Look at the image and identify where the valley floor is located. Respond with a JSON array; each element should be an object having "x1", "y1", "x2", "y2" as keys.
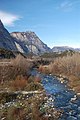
[{"x1": 0, "y1": 53, "x2": 80, "y2": 120}]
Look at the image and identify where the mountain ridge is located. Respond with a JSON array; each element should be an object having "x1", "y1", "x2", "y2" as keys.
[
  {"x1": 0, "y1": 20, "x2": 17, "y2": 51},
  {"x1": 0, "y1": 20, "x2": 51, "y2": 55},
  {"x1": 52, "y1": 46, "x2": 80, "y2": 52},
  {"x1": 11, "y1": 31, "x2": 51, "y2": 55},
  {"x1": 0, "y1": 19, "x2": 80, "y2": 55}
]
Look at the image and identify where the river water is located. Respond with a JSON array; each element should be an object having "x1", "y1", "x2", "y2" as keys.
[{"x1": 31, "y1": 69, "x2": 80, "y2": 120}]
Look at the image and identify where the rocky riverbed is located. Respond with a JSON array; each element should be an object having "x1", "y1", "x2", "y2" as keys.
[
  {"x1": 1, "y1": 69, "x2": 80, "y2": 120},
  {"x1": 31, "y1": 69, "x2": 80, "y2": 120}
]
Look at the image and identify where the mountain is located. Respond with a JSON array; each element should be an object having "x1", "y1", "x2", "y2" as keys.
[
  {"x1": 0, "y1": 20, "x2": 17, "y2": 51},
  {"x1": 11, "y1": 31, "x2": 51, "y2": 55},
  {"x1": 52, "y1": 46, "x2": 75, "y2": 52},
  {"x1": 75, "y1": 48, "x2": 80, "y2": 52},
  {"x1": 0, "y1": 20, "x2": 51, "y2": 55},
  {"x1": 0, "y1": 20, "x2": 79, "y2": 55}
]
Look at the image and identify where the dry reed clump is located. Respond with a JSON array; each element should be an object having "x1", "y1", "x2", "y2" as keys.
[
  {"x1": 48, "y1": 53, "x2": 80, "y2": 93},
  {"x1": 11, "y1": 74, "x2": 43, "y2": 91},
  {"x1": 38, "y1": 65, "x2": 44, "y2": 72},
  {"x1": 38, "y1": 53, "x2": 80, "y2": 93},
  {"x1": 49, "y1": 53, "x2": 80, "y2": 77},
  {"x1": 11, "y1": 54, "x2": 33, "y2": 75},
  {"x1": 1, "y1": 106, "x2": 28, "y2": 120},
  {"x1": 0, "y1": 54, "x2": 33, "y2": 83},
  {"x1": 38, "y1": 65, "x2": 50, "y2": 74},
  {"x1": 11, "y1": 75, "x2": 27, "y2": 90}
]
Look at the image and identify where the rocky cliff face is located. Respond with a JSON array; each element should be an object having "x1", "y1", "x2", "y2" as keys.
[
  {"x1": 0, "y1": 20, "x2": 51, "y2": 55},
  {"x1": 0, "y1": 20, "x2": 17, "y2": 51},
  {"x1": 11, "y1": 31, "x2": 51, "y2": 54}
]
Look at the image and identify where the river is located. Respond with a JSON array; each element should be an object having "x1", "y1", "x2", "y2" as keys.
[{"x1": 31, "y1": 69, "x2": 80, "y2": 120}]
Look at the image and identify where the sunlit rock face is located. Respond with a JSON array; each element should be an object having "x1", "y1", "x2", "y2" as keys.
[
  {"x1": 0, "y1": 20, "x2": 17, "y2": 51},
  {"x1": 0, "y1": 20, "x2": 51, "y2": 55},
  {"x1": 11, "y1": 31, "x2": 51, "y2": 55}
]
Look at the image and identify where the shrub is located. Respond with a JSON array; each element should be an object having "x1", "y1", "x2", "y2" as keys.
[
  {"x1": 25, "y1": 82, "x2": 43, "y2": 91},
  {"x1": 0, "y1": 54, "x2": 33, "y2": 83},
  {"x1": 3, "y1": 107, "x2": 27, "y2": 120},
  {"x1": 11, "y1": 54, "x2": 33, "y2": 76},
  {"x1": 12, "y1": 75, "x2": 27, "y2": 90},
  {"x1": 39, "y1": 65, "x2": 44, "y2": 72},
  {"x1": 39, "y1": 65, "x2": 50, "y2": 74},
  {"x1": 44, "y1": 53, "x2": 80, "y2": 93},
  {"x1": 49, "y1": 53, "x2": 80, "y2": 77}
]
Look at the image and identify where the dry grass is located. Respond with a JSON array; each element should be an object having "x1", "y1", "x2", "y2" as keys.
[
  {"x1": 48, "y1": 53, "x2": 80, "y2": 76},
  {"x1": 38, "y1": 65, "x2": 50, "y2": 74},
  {"x1": 39, "y1": 53, "x2": 80, "y2": 93},
  {"x1": 0, "y1": 54, "x2": 33, "y2": 83},
  {"x1": 50, "y1": 53, "x2": 80, "y2": 93},
  {"x1": 11, "y1": 75, "x2": 27, "y2": 90},
  {"x1": 0, "y1": 93, "x2": 54, "y2": 120}
]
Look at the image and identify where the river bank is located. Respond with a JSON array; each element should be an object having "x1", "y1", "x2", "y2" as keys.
[
  {"x1": 38, "y1": 53, "x2": 80, "y2": 96},
  {"x1": 0, "y1": 66, "x2": 62, "y2": 120},
  {"x1": 0, "y1": 54, "x2": 80, "y2": 120},
  {"x1": 1, "y1": 67, "x2": 80, "y2": 120},
  {"x1": 33, "y1": 68, "x2": 80, "y2": 120}
]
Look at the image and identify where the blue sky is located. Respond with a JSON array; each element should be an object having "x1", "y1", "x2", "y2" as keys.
[{"x1": 0, "y1": 0, "x2": 80, "y2": 48}]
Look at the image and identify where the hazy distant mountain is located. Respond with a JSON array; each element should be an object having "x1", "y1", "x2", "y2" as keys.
[
  {"x1": 52, "y1": 46, "x2": 75, "y2": 52},
  {"x1": 75, "y1": 48, "x2": 80, "y2": 52},
  {"x1": 11, "y1": 32, "x2": 51, "y2": 55},
  {"x1": 0, "y1": 20, "x2": 17, "y2": 51}
]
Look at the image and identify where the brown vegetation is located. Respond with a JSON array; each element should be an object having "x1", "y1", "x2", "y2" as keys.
[
  {"x1": 39, "y1": 65, "x2": 50, "y2": 74},
  {"x1": 50, "y1": 53, "x2": 80, "y2": 77},
  {"x1": 39, "y1": 53, "x2": 80, "y2": 93},
  {"x1": 11, "y1": 75, "x2": 27, "y2": 90},
  {"x1": 0, "y1": 93, "x2": 61, "y2": 120},
  {"x1": 0, "y1": 54, "x2": 33, "y2": 83}
]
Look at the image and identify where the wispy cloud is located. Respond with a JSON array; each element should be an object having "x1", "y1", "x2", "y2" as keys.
[
  {"x1": 56, "y1": 0, "x2": 80, "y2": 12},
  {"x1": 60, "y1": 1, "x2": 72, "y2": 8},
  {"x1": 0, "y1": 11, "x2": 20, "y2": 26}
]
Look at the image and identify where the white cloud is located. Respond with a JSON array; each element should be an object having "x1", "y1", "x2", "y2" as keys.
[
  {"x1": 56, "y1": 0, "x2": 80, "y2": 12},
  {"x1": 60, "y1": 1, "x2": 72, "y2": 9},
  {"x1": 56, "y1": 0, "x2": 78, "y2": 12},
  {"x1": 0, "y1": 11, "x2": 20, "y2": 26}
]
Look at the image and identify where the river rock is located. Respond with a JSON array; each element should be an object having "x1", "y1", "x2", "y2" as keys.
[
  {"x1": 78, "y1": 106, "x2": 80, "y2": 111},
  {"x1": 70, "y1": 95, "x2": 77, "y2": 102},
  {"x1": 77, "y1": 114, "x2": 80, "y2": 119}
]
